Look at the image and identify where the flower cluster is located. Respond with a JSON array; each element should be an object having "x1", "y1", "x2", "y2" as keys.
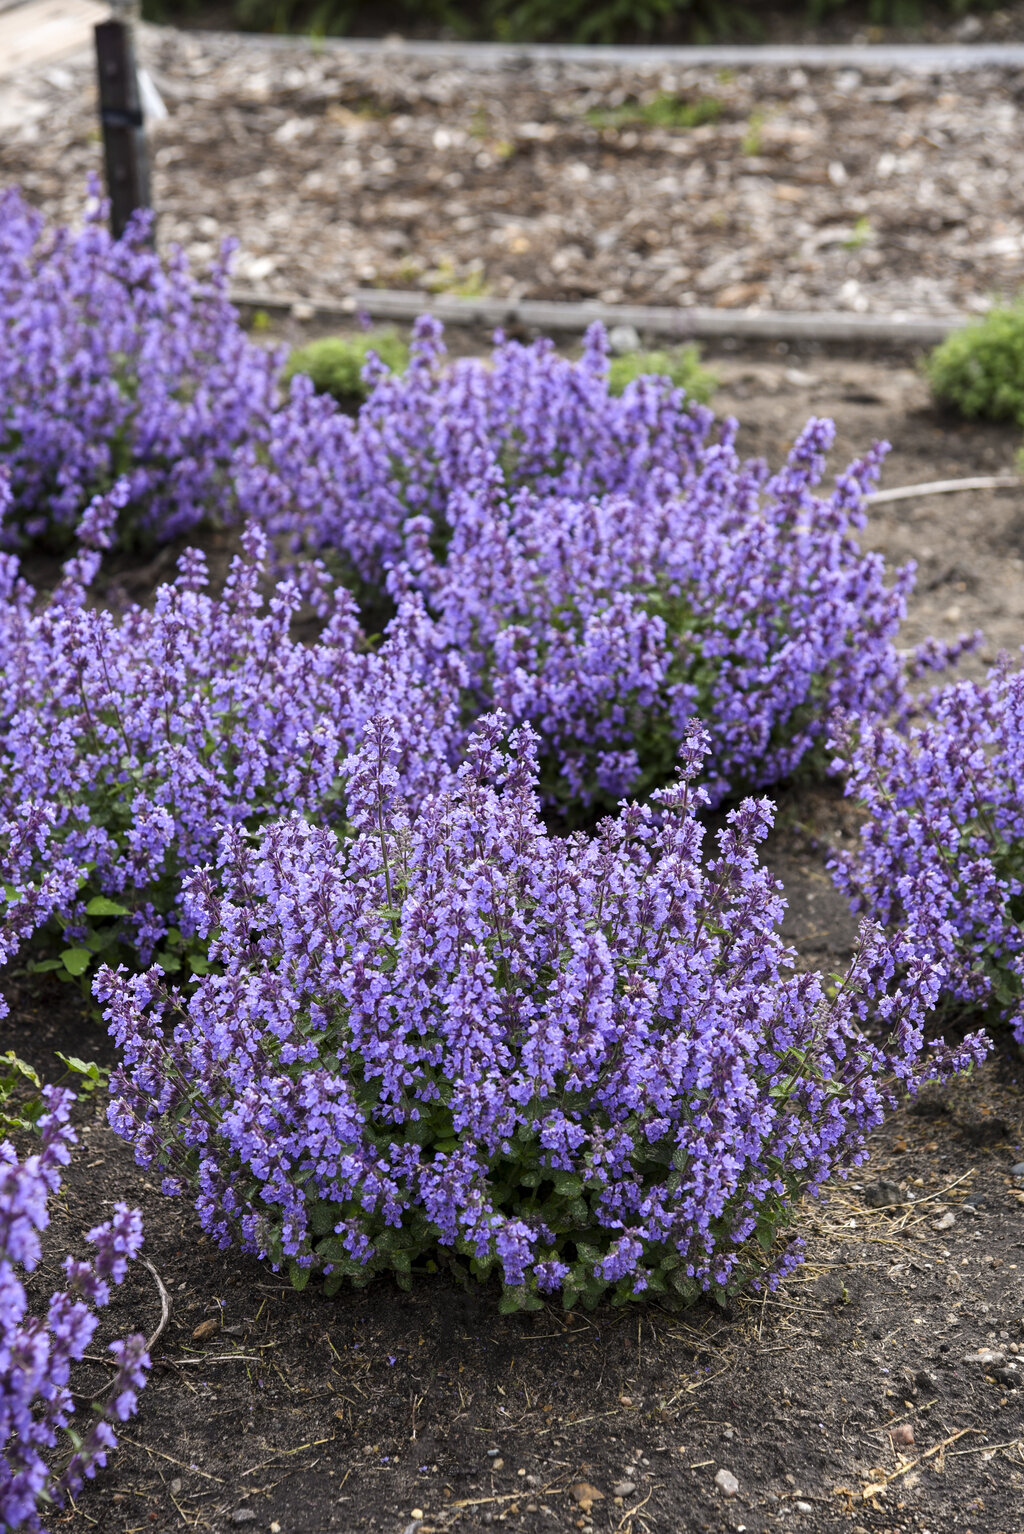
[
  {"x1": 238, "y1": 319, "x2": 932, "y2": 808},
  {"x1": 0, "y1": 494, "x2": 464, "y2": 1001},
  {"x1": 0, "y1": 184, "x2": 278, "y2": 548},
  {"x1": 1, "y1": 1088, "x2": 148, "y2": 1532},
  {"x1": 98, "y1": 717, "x2": 985, "y2": 1311},
  {"x1": 831, "y1": 657, "x2": 1024, "y2": 1044}
]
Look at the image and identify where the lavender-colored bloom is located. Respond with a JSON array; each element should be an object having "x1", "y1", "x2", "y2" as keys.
[
  {"x1": 832, "y1": 656, "x2": 1024, "y2": 1044},
  {"x1": 0, "y1": 183, "x2": 279, "y2": 547},
  {"x1": 0, "y1": 1090, "x2": 148, "y2": 1532},
  {"x1": 0, "y1": 512, "x2": 464, "y2": 992},
  {"x1": 99, "y1": 717, "x2": 985, "y2": 1310},
  {"x1": 237, "y1": 318, "x2": 965, "y2": 808}
]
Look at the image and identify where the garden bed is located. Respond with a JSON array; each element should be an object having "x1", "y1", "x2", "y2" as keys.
[
  {"x1": 3, "y1": 25, "x2": 1024, "y2": 320},
  {"x1": 5, "y1": 348, "x2": 1023, "y2": 1534}
]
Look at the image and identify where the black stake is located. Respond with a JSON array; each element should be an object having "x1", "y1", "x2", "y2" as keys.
[{"x1": 94, "y1": 14, "x2": 151, "y2": 241}]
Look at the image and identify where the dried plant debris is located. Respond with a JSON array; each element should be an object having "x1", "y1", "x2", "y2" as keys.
[{"x1": 4, "y1": 25, "x2": 1024, "y2": 318}]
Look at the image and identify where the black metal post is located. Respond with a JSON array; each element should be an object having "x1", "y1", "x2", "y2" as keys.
[{"x1": 94, "y1": 15, "x2": 151, "y2": 241}]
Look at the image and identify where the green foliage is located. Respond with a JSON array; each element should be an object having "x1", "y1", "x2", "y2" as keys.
[
  {"x1": 283, "y1": 330, "x2": 410, "y2": 410},
  {"x1": 0, "y1": 1052, "x2": 44, "y2": 1134},
  {"x1": 586, "y1": 93, "x2": 722, "y2": 130},
  {"x1": 0, "y1": 1050, "x2": 108, "y2": 1135},
  {"x1": 142, "y1": 0, "x2": 1003, "y2": 45},
  {"x1": 606, "y1": 345, "x2": 717, "y2": 403},
  {"x1": 25, "y1": 881, "x2": 211, "y2": 1002},
  {"x1": 272, "y1": 1097, "x2": 797, "y2": 1309},
  {"x1": 925, "y1": 300, "x2": 1024, "y2": 429}
]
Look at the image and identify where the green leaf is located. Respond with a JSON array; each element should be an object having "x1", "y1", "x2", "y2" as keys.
[
  {"x1": 553, "y1": 1173, "x2": 583, "y2": 1198},
  {"x1": 56, "y1": 1053, "x2": 104, "y2": 1085},
  {"x1": 189, "y1": 954, "x2": 210, "y2": 977},
  {"x1": 288, "y1": 1262, "x2": 311, "y2": 1292},
  {"x1": 60, "y1": 948, "x2": 92, "y2": 977},
  {"x1": 0, "y1": 1051, "x2": 41, "y2": 1089},
  {"x1": 309, "y1": 1201, "x2": 339, "y2": 1237},
  {"x1": 28, "y1": 958, "x2": 64, "y2": 975},
  {"x1": 85, "y1": 896, "x2": 129, "y2": 918},
  {"x1": 155, "y1": 950, "x2": 182, "y2": 974}
]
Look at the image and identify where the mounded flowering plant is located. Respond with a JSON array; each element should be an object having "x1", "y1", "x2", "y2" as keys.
[
  {"x1": 0, "y1": 183, "x2": 279, "y2": 548},
  {"x1": 99, "y1": 716, "x2": 985, "y2": 1312},
  {"x1": 238, "y1": 319, "x2": 960, "y2": 810},
  {"x1": 831, "y1": 657, "x2": 1024, "y2": 1046},
  {"x1": 237, "y1": 318, "x2": 721, "y2": 584},
  {"x1": 0, "y1": 479, "x2": 464, "y2": 1003},
  {"x1": 1, "y1": 1088, "x2": 148, "y2": 1532}
]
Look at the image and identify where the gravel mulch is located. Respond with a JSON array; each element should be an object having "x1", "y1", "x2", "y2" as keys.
[{"x1": 4, "y1": 17, "x2": 1024, "y2": 317}]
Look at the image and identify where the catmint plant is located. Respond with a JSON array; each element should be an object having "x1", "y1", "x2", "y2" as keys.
[
  {"x1": 0, "y1": 183, "x2": 279, "y2": 548},
  {"x1": 98, "y1": 716, "x2": 985, "y2": 1312},
  {"x1": 831, "y1": 658, "x2": 1024, "y2": 1045},
  {"x1": 0, "y1": 1088, "x2": 148, "y2": 1532},
  {"x1": 237, "y1": 319, "x2": 962, "y2": 809},
  {"x1": 0, "y1": 487, "x2": 464, "y2": 1001}
]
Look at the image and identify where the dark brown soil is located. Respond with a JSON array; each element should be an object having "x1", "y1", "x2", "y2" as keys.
[{"x1": 5, "y1": 355, "x2": 1024, "y2": 1534}]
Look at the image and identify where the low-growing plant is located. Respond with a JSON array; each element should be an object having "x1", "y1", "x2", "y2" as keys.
[
  {"x1": 0, "y1": 1088, "x2": 148, "y2": 1532},
  {"x1": 831, "y1": 657, "x2": 1024, "y2": 1046},
  {"x1": 282, "y1": 329, "x2": 409, "y2": 411},
  {"x1": 241, "y1": 325, "x2": 962, "y2": 812},
  {"x1": 0, "y1": 184, "x2": 280, "y2": 549},
  {"x1": 0, "y1": 480, "x2": 464, "y2": 1004},
  {"x1": 925, "y1": 298, "x2": 1024, "y2": 429},
  {"x1": 586, "y1": 93, "x2": 723, "y2": 130},
  {"x1": 606, "y1": 344, "x2": 716, "y2": 401},
  {"x1": 98, "y1": 715, "x2": 984, "y2": 1312}
]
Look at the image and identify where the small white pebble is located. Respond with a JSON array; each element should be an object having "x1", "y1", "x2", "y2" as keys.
[{"x1": 715, "y1": 1468, "x2": 740, "y2": 1498}]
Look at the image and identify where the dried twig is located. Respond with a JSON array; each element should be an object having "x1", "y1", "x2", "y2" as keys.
[
  {"x1": 143, "y1": 1257, "x2": 171, "y2": 1354},
  {"x1": 117, "y1": 1435, "x2": 225, "y2": 1484},
  {"x1": 866, "y1": 473, "x2": 1019, "y2": 507},
  {"x1": 617, "y1": 1486, "x2": 653, "y2": 1531}
]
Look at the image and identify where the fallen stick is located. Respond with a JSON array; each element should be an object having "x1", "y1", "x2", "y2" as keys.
[
  {"x1": 866, "y1": 473, "x2": 1020, "y2": 506},
  {"x1": 143, "y1": 1256, "x2": 171, "y2": 1353}
]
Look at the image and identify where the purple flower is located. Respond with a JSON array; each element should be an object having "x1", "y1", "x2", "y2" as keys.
[
  {"x1": 99, "y1": 716, "x2": 984, "y2": 1310},
  {"x1": 832, "y1": 656, "x2": 1024, "y2": 1044},
  {"x1": 0, "y1": 182, "x2": 280, "y2": 548},
  {"x1": 0, "y1": 1090, "x2": 148, "y2": 1531}
]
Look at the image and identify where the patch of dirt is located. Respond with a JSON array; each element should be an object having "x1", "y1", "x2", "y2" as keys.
[
  {"x1": 3, "y1": 352, "x2": 1024, "y2": 1534},
  {"x1": 4, "y1": 24, "x2": 1024, "y2": 319}
]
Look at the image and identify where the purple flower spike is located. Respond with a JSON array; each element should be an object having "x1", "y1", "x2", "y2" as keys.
[{"x1": 100, "y1": 716, "x2": 983, "y2": 1314}]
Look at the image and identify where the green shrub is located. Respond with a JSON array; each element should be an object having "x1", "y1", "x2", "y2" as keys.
[
  {"x1": 925, "y1": 300, "x2": 1024, "y2": 428},
  {"x1": 142, "y1": 0, "x2": 1004, "y2": 45},
  {"x1": 283, "y1": 329, "x2": 410, "y2": 408},
  {"x1": 607, "y1": 344, "x2": 717, "y2": 402}
]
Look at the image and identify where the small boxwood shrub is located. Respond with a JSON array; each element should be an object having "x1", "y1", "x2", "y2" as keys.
[
  {"x1": 607, "y1": 344, "x2": 717, "y2": 401},
  {"x1": 282, "y1": 329, "x2": 410, "y2": 411},
  {"x1": 925, "y1": 299, "x2": 1024, "y2": 428},
  {"x1": 98, "y1": 715, "x2": 984, "y2": 1312}
]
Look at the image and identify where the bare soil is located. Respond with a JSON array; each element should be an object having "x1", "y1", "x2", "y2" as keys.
[{"x1": 3, "y1": 353, "x2": 1023, "y2": 1534}]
